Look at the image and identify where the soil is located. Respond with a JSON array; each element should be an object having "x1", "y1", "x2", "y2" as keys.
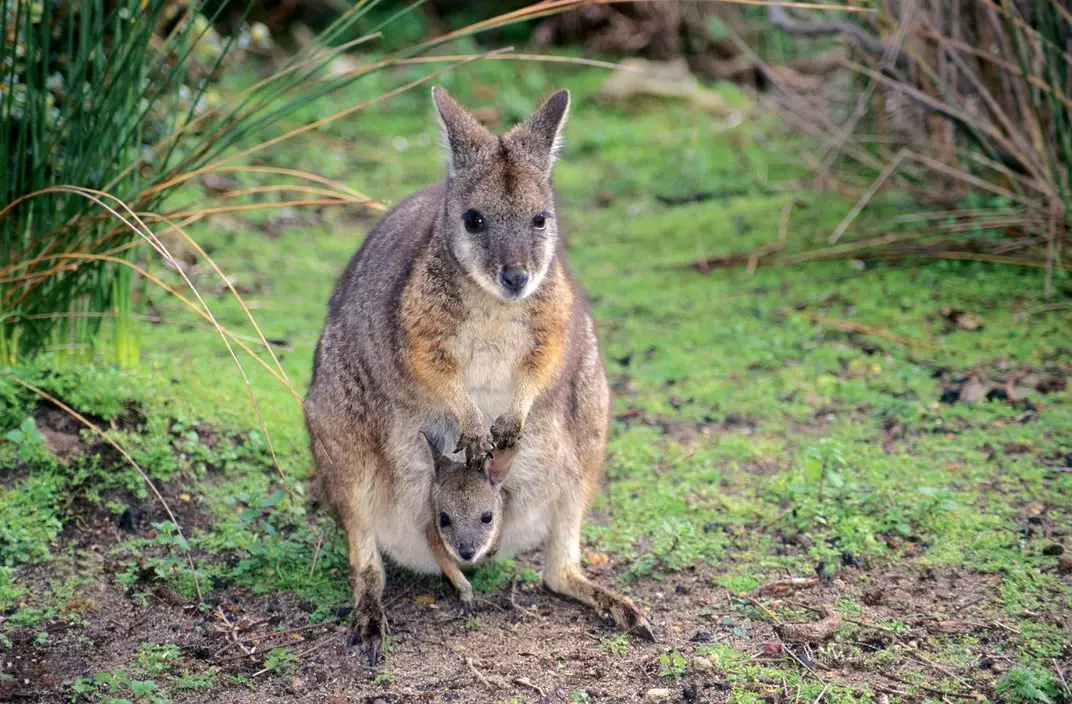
[
  {"x1": 3, "y1": 501, "x2": 1060, "y2": 704},
  {"x1": 3, "y1": 409, "x2": 1067, "y2": 703}
]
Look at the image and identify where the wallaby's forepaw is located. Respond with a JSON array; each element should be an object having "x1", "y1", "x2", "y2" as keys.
[
  {"x1": 455, "y1": 430, "x2": 493, "y2": 467},
  {"x1": 490, "y1": 413, "x2": 523, "y2": 450},
  {"x1": 460, "y1": 597, "x2": 475, "y2": 618},
  {"x1": 345, "y1": 600, "x2": 387, "y2": 669}
]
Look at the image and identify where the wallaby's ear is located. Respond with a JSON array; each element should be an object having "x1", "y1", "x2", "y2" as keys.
[
  {"x1": 432, "y1": 86, "x2": 493, "y2": 175},
  {"x1": 507, "y1": 89, "x2": 570, "y2": 171},
  {"x1": 485, "y1": 443, "x2": 520, "y2": 488}
]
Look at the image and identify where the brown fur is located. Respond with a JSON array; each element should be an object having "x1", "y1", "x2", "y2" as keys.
[{"x1": 304, "y1": 87, "x2": 653, "y2": 668}]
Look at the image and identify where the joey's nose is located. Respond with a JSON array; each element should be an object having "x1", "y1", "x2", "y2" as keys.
[
  {"x1": 457, "y1": 545, "x2": 476, "y2": 561},
  {"x1": 500, "y1": 267, "x2": 529, "y2": 294}
]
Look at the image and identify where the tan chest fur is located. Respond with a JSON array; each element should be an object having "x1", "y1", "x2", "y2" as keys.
[{"x1": 442, "y1": 303, "x2": 530, "y2": 422}]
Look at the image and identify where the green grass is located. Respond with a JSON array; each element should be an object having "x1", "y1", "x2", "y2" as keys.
[{"x1": 1, "y1": 57, "x2": 1070, "y2": 701}]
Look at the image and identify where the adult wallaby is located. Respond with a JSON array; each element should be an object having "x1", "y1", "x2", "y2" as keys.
[{"x1": 305, "y1": 86, "x2": 652, "y2": 667}]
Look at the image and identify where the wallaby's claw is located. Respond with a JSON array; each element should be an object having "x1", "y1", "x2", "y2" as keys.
[
  {"x1": 455, "y1": 432, "x2": 493, "y2": 467},
  {"x1": 460, "y1": 598, "x2": 475, "y2": 618},
  {"x1": 631, "y1": 620, "x2": 657, "y2": 642},
  {"x1": 490, "y1": 414, "x2": 523, "y2": 450},
  {"x1": 346, "y1": 601, "x2": 387, "y2": 670}
]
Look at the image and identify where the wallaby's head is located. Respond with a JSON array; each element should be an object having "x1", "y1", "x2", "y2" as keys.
[
  {"x1": 432, "y1": 86, "x2": 570, "y2": 302},
  {"x1": 422, "y1": 434, "x2": 510, "y2": 565}
]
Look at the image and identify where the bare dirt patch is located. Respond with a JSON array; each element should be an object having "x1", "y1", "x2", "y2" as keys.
[{"x1": 6, "y1": 531, "x2": 1065, "y2": 703}]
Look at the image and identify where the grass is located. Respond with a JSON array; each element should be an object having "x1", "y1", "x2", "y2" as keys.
[{"x1": 1, "y1": 56, "x2": 1070, "y2": 701}]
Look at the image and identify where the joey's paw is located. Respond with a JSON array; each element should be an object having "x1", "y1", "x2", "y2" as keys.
[
  {"x1": 455, "y1": 430, "x2": 493, "y2": 467},
  {"x1": 345, "y1": 600, "x2": 388, "y2": 669},
  {"x1": 490, "y1": 414, "x2": 523, "y2": 450}
]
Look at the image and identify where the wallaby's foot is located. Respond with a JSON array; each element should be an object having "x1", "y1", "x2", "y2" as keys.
[
  {"x1": 345, "y1": 599, "x2": 387, "y2": 669},
  {"x1": 455, "y1": 429, "x2": 493, "y2": 467},
  {"x1": 490, "y1": 413, "x2": 523, "y2": 450},
  {"x1": 459, "y1": 596, "x2": 475, "y2": 618},
  {"x1": 545, "y1": 567, "x2": 656, "y2": 642},
  {"x1": 453, "y1": 577, "x2": 476, "y2": 617}
]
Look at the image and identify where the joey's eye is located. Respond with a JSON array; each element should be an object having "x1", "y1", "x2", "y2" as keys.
[
  {"x1": 439, "y1": 512, "x2": 452, "y2": 528},
  {"x1": 480, "y1": 511, "x2": 493, "y2": 524},
  {"x1": 462, "y1": 209, "x2": 485, "y2": 233},
  {"x1": 532, "y1": 213, "x2": 547, "y2": 229}
]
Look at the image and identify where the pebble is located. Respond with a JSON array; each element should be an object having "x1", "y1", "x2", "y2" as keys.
[
  {"x1": 692, "y1": 655, "x2": 714, "y2": 672},
  {"x1": 646, "y1": 688, "x2": 672, "y2": 699}
]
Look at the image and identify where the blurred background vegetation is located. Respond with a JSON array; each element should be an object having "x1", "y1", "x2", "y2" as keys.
[{"x1": 2, "y1": 0, "x2": 1068, "y2": 365}]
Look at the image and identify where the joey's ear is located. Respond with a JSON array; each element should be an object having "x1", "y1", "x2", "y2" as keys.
[
  {"x1": 485, "y1": 443, "x2": 520, "y2": 488},
  {"x1": 432, "y1": 86, "x2": 493, "y2": 174},
  {"x1": 506, "y1": 89, "x2": 570, "y2": 171},
  {"x1": 420, "y1": 432, "x2": 447, "y2": 473}
]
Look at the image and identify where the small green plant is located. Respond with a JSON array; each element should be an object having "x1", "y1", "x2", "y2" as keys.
[
  {"x1": 597, "y1": 633, "x2": 631, "y2": 656},
  {"x1": 4, "y1": 417, "x2": 44, "y2": 447},
  {"x1": 135, "y1": 643, "x2": 181, "y2": 674},
  {"x1": 372, "y1": 670, "x2": 394, "y2": 685},
  {"x1": 658, "y1": 649, "x2": 687, "y2": 678},
  {"x1": 68, "y1": 669, "x2": 168, "y2": 704},
  {"x1": 262, "y1": 647, "x2": 297, "y2": 678},
  {"x1": 996, "y1": 666, "x2": 1061, "y2": 704},
  {"x1": 568, "y1": 691, "x2": 592, "y2": 703},
  {"x1": 173, "y1": 671, "x2": 217, "y2": 691}
]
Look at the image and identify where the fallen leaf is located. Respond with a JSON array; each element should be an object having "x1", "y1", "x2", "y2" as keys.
[
  {"x1": 773, "y1": 605, "x2": 841, "y2": 643},
  {"x1": 413, "y1": 595, "x2": 437, "y2": 607}
]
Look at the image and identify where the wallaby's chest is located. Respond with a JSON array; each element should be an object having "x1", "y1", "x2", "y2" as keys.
[{"x1": 443, "y1": 306, "x2": 529, "y2": 419}]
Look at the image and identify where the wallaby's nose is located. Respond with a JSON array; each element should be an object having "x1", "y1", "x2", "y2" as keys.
[
  {"x1": 500, "y1": 267, "x2": 529, "y2": 294},
  {"x1": 457, "y1": 545, "x2": 476, "y2": 561}
]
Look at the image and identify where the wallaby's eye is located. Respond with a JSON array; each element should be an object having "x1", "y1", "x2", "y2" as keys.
[
  {"x1": 480, "y1": 511, "x2": 493, "y2": 524},
  {"x1": 439, "y1": 512, "x2": 452, "y2": 528},
  {"x1": 532, "y1": 213, "x2": 547, "y2": 230},
  {"x1": 462, "y1": 209, "x2": 485, "y2": 234}
]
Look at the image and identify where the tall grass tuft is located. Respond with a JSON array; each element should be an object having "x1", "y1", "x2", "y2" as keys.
[
  {"x1": 707, "y1": 0, "x2": 1071, "y2": 293},
  {"x1": 0, "y1": 0, "x2": 393, "y2": 365}
]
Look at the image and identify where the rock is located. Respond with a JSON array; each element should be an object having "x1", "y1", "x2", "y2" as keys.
[
  {"x1": 1042, "y1": 544, "x2": 1064, "y2": 556},
  {"x1": 1058, "y1": 557, "x2": 1072, "y2": 573},
  {"x1": 598, "y1": 58, "x2": 746, "y2": 116},
  {"x1": 646, "y1": 688, "x2": 672, "y2": 699},
  {"x1": 958, "y1": 378, "x2": 989, "y2": 404},
  {"x1": 692, "y1": 656, "x2": 714, "y2": 673},
  {"x1": 862, "y1": 587, "x2": 886, "y2": 606}
]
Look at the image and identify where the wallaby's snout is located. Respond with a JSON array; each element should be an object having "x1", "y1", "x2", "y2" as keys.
[
  {"x1": 432, "y1": 86, "x2": 570, "y2": 302},
  {"x1": 500, "y1": 266, "x2": 529, "y2": 296}
]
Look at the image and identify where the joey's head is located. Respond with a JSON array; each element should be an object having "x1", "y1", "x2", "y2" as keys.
[
  {"x1": 431, "y1": 86, "x2": 570, "y2": 301},
  {"x1": 423, "y1": 434, "x2": 509, "y2": 566}
]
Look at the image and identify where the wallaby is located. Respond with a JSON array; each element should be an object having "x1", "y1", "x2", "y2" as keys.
[
  {"x1": 305, "y1": 86, "x2": 653, "y2": 667},
  {"x1": 422, "y1": 434, "x2": 509, "y2": 614}
]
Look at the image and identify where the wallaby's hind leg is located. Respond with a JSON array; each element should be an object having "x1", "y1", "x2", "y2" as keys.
[
  {"x1": 308, "y1": 428, "x2": 387, "y2": 668},
  {"x1": 543, "y1": 480, "x2": 655, "y2": 641},
  {"x1": 340, "y1": 507, "x2": 387, "y2": 667}
]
